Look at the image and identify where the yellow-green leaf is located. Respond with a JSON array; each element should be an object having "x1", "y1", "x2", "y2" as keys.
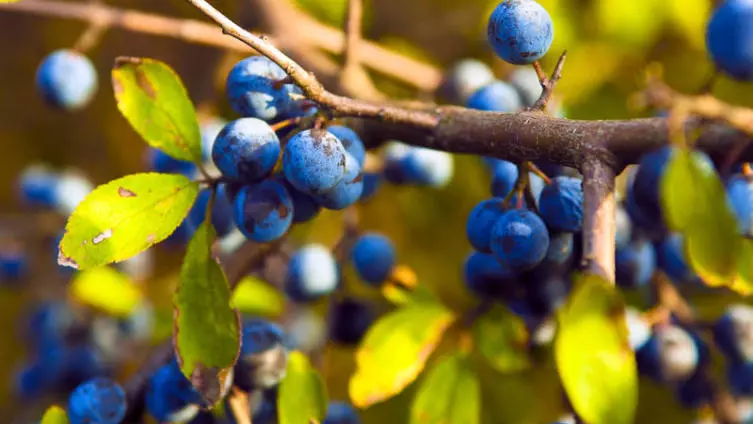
[
  {"x1": 473, "y1": 305, "x2": 530, "y2": 373},
  {"x1": 554, "y1": 273, "x2": 637, "y2": 424},
  {"x1": 70, "y1": 266, "x2": 143, "y2": 317},
  {"x1": 660, "y1": 149, "x2": 740, "y2": 287},
  {"x1": 732, "y1": 238, "x2": 753, "y2": 295},
  {"x1": 59, "y1": 173, "x2": 199, "y2": 270},
  {"x1": 278, "y1": 351, "x2": 328, "y2": 424},
  {"x1": 174, "y1": 221, "x2": 241, "y2": 407},
  {"x1": 112, "y1": 57, "x2": 202, "y2": 163},
  {"x1": 41, "y1": 406, "x2": 69, "y2": 424},
  {"x1": 410, "y1": 352, "x2": 480, "y2": 424},
  {"x1": 349, "y1": 301, "x2": 455, "y2": 408},
  {"x1": 230, "y1": 276, "x2": 285, "y2": 318}
]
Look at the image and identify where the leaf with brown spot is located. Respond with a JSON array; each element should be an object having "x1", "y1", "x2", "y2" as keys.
[
  {"x1": 59, "y1": 173, "x2": 199, "y2": 270},
  {"x1": 349, "y1": 301, "x2": 455, "y2": 408},
  {"x1": 174, "y1": 221, "x2": 241, "y2": 407},
  {"x1": 118, "y1": 187, "x2": 137, "y2": 198},
  {"x1": 112, "y1": 57, "x2": 203, "y2": 164}
]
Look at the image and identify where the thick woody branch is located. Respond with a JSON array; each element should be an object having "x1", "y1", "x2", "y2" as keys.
[{"x1": 580, "y1": 160, "x2": 616, "y2": 280}]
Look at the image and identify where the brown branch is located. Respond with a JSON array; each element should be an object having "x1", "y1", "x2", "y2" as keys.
[
  {"x1": 530, "y1": 51, "x2": 567, "y2": 112},
  {"x1": 581, "y1": 159, "x2": 616, "y2": 280},
  {"x1": 0, "y1": 0, "x2": 440, "y2": 91},
  {"x1": 342, "y1": 0, "x2": 363, "y2": 73}
]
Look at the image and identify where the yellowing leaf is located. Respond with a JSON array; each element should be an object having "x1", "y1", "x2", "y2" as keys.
[
  {"x1": 278, "y1": 351, "x2": 328, "y2": 424},
  {"x1": 555, "y1": 273, "x2": 637, "y2": 424},
  {"x1": 112, "y1": 57, "x2": 202, "y2": 163},
  {"x1": 732, "y1": 238, "x2": 753, "y2": 295},
  {"x1": 349, "y1": 301, "x2": 455, "y2": 408},
  {"x1": 663, "y1": 0, "x2": 710, "y2": 49},
  {"x1": 410, "y1": 352, "x2": 480, "y2": 424},
  {"x1": 473, "y1": 305, "x2": 530, "y2": 373},
  {"x1": 660, "y1": 150, "x2": 740, "y2": 287},
  {"x1": 59, "y1": 173, "x2": 199, "y2": 270},
  {"x1": 230, "y1": 276, "x2": 285, "y2": 318},
  {"x1": 41, "y1": 406, "x2": 68, "y2": 424},
  {"x1": 70, "y1": 266, "x2": 142, "y2": 317},
  {"x1": 174, "y1": 222, "x2": 241, "y2": 407},
  {"x1": 595, "y1": 0, "x2": 665, "y2": 48}
]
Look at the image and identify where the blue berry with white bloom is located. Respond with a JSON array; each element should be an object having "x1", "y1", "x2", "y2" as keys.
[
  {"x1": 235, "y1": 319, "x2": 289, "y2": 391},
  {"x1": 226, "y1": 56, "x2": 298, "y2": 121},
  {"x1": 490, "y1": 209, "x2": 550, "y2": 272},
  {"x1": 36, "y1": 50, "x2": 98, "y2": 110},
  {"x1": 539, "y1": 176, "x2": 584, "y2": 232},
  {"x1": 212, "y1": 118, "x2": 280, "y2": 183},
  {"x1": 283, "y1": 179, "x2": 321, "y2": 223},
  {"x1": 509, "y1": 67, "x2": 543, "y2": 107},
  {"x1": 200, "y1": 117, "x2": 228, "y2": 163},
  {"x1": 438, "y1": 59, "x2": 496, "y2": 104},
  {"x1": 18, "y1": 164, "x2": 58, "y2": 208},
  {"x1": 233, "y1": 178, "x2": 293, "y2": 242},
  {"x1": 283, "y1": 129, "x2": 347, "y2": 196},
  {"x1": 487, "y1": 0, "x2": 554, "y2": 65},
  {"x1": 351, "y1": 233, "x2": 396, "y2": 286},
  {"x1": 615, "y1": 238, "x2": 656, "y2": 289},
  {"x1": 466, "y1": 81, "x2": 522, "y2": 112},
  {"x1": 284, "y1": 244, "x2": 339, "y2": 302},
  {"x1": 401, "y1": 147, "x2": 454, "y2": 188},
  {"x1": 327, "y1": 125, "x2": 366, "y2": 166},
  {"x1": 316, "y1": 152, "x2": 364, "y2": 210},
  {"x1": 68, "y1": 378, "x2": 126, "y2": 424},
  {"x1": 146, "y1": 360, "x2": 203, "y2": 423},
  {"x1": 713, "y1": 304, "x2": 753, "y2": 364}
]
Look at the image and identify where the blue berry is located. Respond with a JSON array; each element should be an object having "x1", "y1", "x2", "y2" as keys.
[
  {"x1": 615, "y1": 204, "x2": 633, "y2": 249},
  {"x1": 463, "y1": 251, "x2": 517, "y2": 299},
  {"x1": 466, "y1": 81, "x2": 522, "y2": 112},
  {"x1": 329, "y1": 298, "x2": 375, "y2": 345},
  {"x1": 359, "y1": 172, "x2": 382, "y2": 201},
  {"x1": 713, "y1": 304, "x2": 753, "y2": 364},
  {"x1": 490, "y1": 209, "x2": 550, "y2": 272},
  {"x1": 226, "y1": 56, "x2": 298, "y2": 121},
  {"x1": 537, "y1": 231, "x2": 575, "y2": 269},
  {"x1": 401, "y1": 147, "x2": 454, "y2": 188},
  {"x1": 539, "y1": 176, "x2": 584, "y2": 232},
  {"x1": 439, "y1": 59, "x2": 496, "y2": 104},
  {"x1": 283, "y1": 129, "x2": 347, "y2": 195},
  {"x1": 676, "y1": 371, "x2": 713, "y2": 409},
  {"x1": 0, "y1": 247, "x2": 27, "y2": 281},
  {"x1": 14, "y1": 352, "x2": 66, "y2": 398},
  {"x1": 327, "y1": 126, "x2": 366, "y2": 166},
  {"x1": 490, "y1": 160, "x2": 519, "y2": 197},
  {"x1": 282, "y1": 179, "x2": 321, "y2": 223},
  {"x1": 706, "y1": 0, "x2": 753, "y2": 81},
  {"x1": 235, "y1": 319, "x2": 288, "y2": 390},
  {"x1": 351, "y1": 233, "x2": 396, "y2": 285},
  {"x1": 624, "y1": 307, "x2": 652, "y2": 351},
  {"x1": 615, "y1": 239, "x2": 656, "y2": 289},
  {"x1": 200, "y1": 117, "x2": 228, "y2": 163},
  {"x1": 727, "y1": 173, "x2": 753, "y2": 234},
  {"x1": 212, "y1": 118, "x2": 280, "y2": 183},
  {"x1": 147, "y1": 147, "x2": 197, "y2": 177},
  {"x1": 624, "y1": 179, "x2": 666, "y2": 238},
  {"x1": 68, "y1": 378, "x2": 126, "y2": 424},
  {"x1": 632, "y1": 146, "x2": 676, "y2": 217},
  {"x1": 487, "y1": 0, "x2": 554, "y2": 65},
  {"x1": 657, "y1": 233, "x2": 697, "y2": 284},
  {"x1": 36, "y1": 50, "x2": 97, "y2": 110},
  {"x1": 727, "y1": 361, "x2": 753, "y2": 396},
  {"x1": 284, "y1": 244, "x2": 339, "y2": 302},
  {"x1": 508, "y1": 67, "x2": 543, "y2": 107},
  {"x1": 232, "y1": 178, "x2": 293, "y2": 242},
  {"x1": 61, "y1": 344, "x2": 108, "y2": 389},
  {"x1": 315, "y1": 152, "x2": 364, "y2": 210},
  {"x1": 466, "y1": 198, "x2": 507, "y2": 253},
  {"x1": 636, "y1": 325, "x2": 700, "y2": 383},
  {"x1": 188, "y1": 187, "x2": 236, "y2": 237},
  {"x1": 324, "y1": 401, "x2": 360, "y2": 424},
  {"x1": 18, "y1": 164, "x2": 58, "y2": 208},
  {"x1": 382, "y1": 142, "x2": 412, "y2": 184},
  {"x1": 146, "y1": 360, "x2": 203, "y2": 423},
  {"x1": 250, "y1": 388, "x2": 279, "y2": 424}
]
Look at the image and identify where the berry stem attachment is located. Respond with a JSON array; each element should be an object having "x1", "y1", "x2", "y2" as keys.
[
  {"x1": 270, "y1": 116, "x2": 304, "y2": 132},
  {"x1": 528, "y1": 161, "x2": 553, "y2": 185}
]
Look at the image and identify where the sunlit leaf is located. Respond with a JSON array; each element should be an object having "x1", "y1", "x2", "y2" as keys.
[
  {"x1": 660, "y1": 149, "x2": 740, "y2": 287},
  {"x1": 732, "y1": 238, "x2": 753, "y2": 295},
  {"x1": 555, "y1": 273, "x2": 637, "y2": 424},
  {"x1": 112, "y1": 57, "x2": 202, "y2": 163},
  {"x1": 349, "y1": 301, "x2": 455, "y2": 408},
  {"x1": 41, "y1": 406, "x2": 68, "y2": 424},
  {"x1": 410, "y1": 352, "x2": 480, "y2": 424},
  {"x1": 174, "y1": 221, "x2": 241, "y2": 407},
  {"x1": 595, "y1": 0, "x2": 664, "y2": 48},
  {"x1": 70, "y1": 266, "x2": 142, "y2": 317},
  {"x1": 473, "y1": 305, "x2": 530, "y2": 373},
  {"x1": 59, "y1": 173, "x2": 199, "y2": 270},
  {"x1": 230, "y1": 276, "x2": 285, "y2": 318},
  {"x1": 278, "y1": 351, "x2": 328, "y2": 424}
]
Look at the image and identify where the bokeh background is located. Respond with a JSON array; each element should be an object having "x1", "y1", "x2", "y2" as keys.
[{"x1": 1, "y1": 0, "x2": 753, "y2": 422}]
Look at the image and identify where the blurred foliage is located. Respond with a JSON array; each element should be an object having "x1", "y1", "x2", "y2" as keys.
[{"x1": 2, "y1": 0, "x2": 753, "y2": 422}]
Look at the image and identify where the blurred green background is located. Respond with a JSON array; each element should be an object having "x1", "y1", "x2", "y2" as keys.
[{"x1": 2, "y1": 0, "x2": 753, "y2": 422}]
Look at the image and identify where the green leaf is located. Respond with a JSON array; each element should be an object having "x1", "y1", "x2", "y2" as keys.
[
  {"x1": 59, "y1": 173, "x2": 199, "y2": 270},
  {"x1": 554, "y1": 273, "x2": 637, "y2": 424},
  {"x1": 230, "y1": 276, "x2": 285, "y2": 318},
  {"x1": 278, "y1": 351, "x2": 328, "y2": 424},
  {"x1": 41, "y1": 406, "x2": 68, "y2": 424},
  {"x1": 349, "y1": 301, "x2": 455, "y2": 408},
  {"x1": 732, "y1": 238, "x2": 753, "y2": 295},
  {"x1": 472, "y1": 305, "x2": 530, "y2": 373},
  {"x1": 660, "y1": 149, "x2": 740, "y2": 287},
  {"x1": 70, "y1": 266, "x2": 143, "y2": 317},
  {"x1": 112, "y1": 57, "x2": 202, "y2": 163},
  {"x1": 174, "y1": 221, "x2": 241, "y2": 407},
  {"x1": 410, "y1": 352, "x2": 480, "y2": 424}
]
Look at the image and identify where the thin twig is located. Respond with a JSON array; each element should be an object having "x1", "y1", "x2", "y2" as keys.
[{"x1": 530, "y1": 51, "x2": 567, "y2": 112}]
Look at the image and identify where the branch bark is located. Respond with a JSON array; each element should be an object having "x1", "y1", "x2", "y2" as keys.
[{"x1": 581, "y1": 159, "x2": 616, "y2": 280}]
